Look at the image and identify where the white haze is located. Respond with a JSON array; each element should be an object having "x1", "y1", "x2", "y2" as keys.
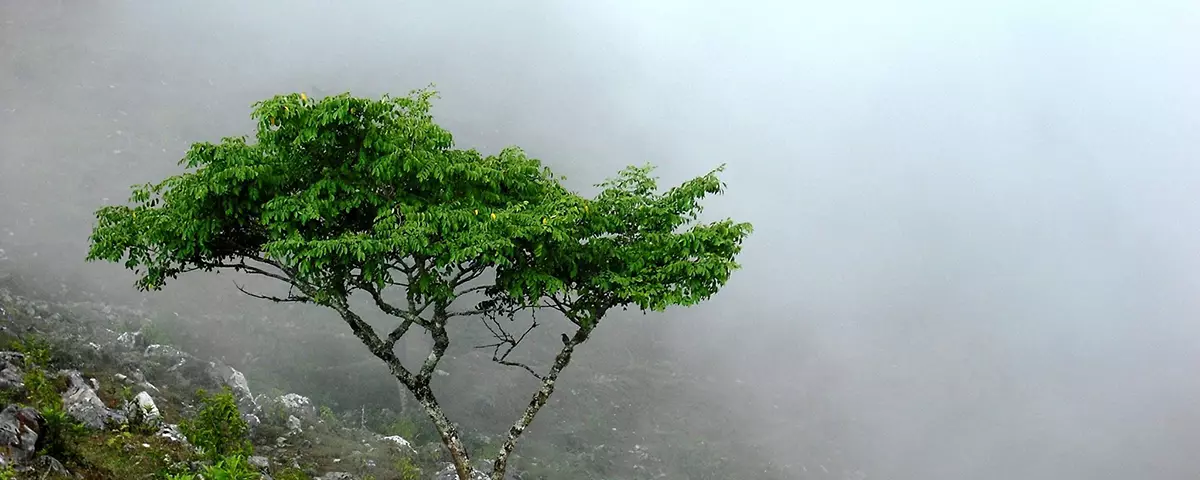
[{"x1": 3, "y1": 0, "x2": 1200, "y2": 478}]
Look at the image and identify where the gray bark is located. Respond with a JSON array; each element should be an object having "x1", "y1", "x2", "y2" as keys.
[{"x1": 489, "y1": 325, "x2": 593, "y2": 479}]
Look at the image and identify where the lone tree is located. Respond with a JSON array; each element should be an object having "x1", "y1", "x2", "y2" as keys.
[{"x1": 87, "y1": 89, "x2": 751, "y2": 480}]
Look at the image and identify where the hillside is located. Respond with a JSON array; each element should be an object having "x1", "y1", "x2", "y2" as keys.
[{"x1": 0, "y1": 263, "x2": 792, "y2": 479}]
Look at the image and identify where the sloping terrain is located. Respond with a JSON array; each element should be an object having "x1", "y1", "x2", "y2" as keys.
[{"x1": 0, "y1": 263, "x2": 792, "y2": 479}]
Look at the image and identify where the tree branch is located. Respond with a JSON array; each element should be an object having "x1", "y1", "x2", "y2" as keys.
[
  {"x1": 475, "y1": 313, "x2": 542, "y2": 380},
  {"x1": 232, "y1": 281, "x2": 311, "y2": 303},
  {"x1": 490, "y1": 324, "x2": 595, "y2": 479}
]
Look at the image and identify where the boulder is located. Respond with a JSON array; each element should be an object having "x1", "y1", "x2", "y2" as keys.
[
  {"x1": 0, "y1": 404, "x2": 41, "y2": 465},
  {"x1": 116, "y1": 330, "x2": 145, "y2": 350},
  {"x1": 248, "y1": 455, "x2": 271, "y2": 473},
  {"x1": 31, "y1": 455, "x2": 70, "y2": 477},
  {"x1": 435, "y1": 464, "x2": 490, "y2": 480},
  {"x1": 61, "y1": 370, "x2": 125, "y2": 429},
  {"x1": 158, "y1": 423, "x2": 187, "y2": 444},
  {"x1": 380, "y1": 435, "x2": 416, "y2": 453},
  {"x1": 0, "y1": 352, "x2": 25, "y2": 393},
  {"x1": 207, "y1": 362, "x2": 256, "y2": 412},
  {"x1": 276, "y1": 393, "x2": 316, "y2": 419},
  {"x1": 125, "y1": 391, "x2": 160, "y2": 421}
]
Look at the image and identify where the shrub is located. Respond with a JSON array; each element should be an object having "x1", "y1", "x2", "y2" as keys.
[
  {"x1": 179, "y1": 387, "x2": 252, "y2": 461},
  {"x1": 37, "y1": 406, "x2": 85, "y2": 462},
  {"x1": 199, "y1": 455, "x2": 260, "y2": 480},
  {"x1": 13, "y1": 336, "x2": 53, "y2": 369},
  {"x1": 395, "y1": 457, "x2": 422, "y2": 480}
]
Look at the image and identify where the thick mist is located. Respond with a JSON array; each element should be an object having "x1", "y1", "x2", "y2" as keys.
[{"x1": 4, "y1": 1, "x2": 1200, "y2": 478}]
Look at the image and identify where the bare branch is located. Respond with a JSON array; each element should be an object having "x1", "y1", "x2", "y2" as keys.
[
  {"x1": 232, "y1": 281, "x2": 311, "y2": 303},
  {"x1": 455, "y1": 284, "x2": 491, "y2": 297},
  {"x1": 475, "y1": 312, "x2": 543, "y2": 380},
  {"x1": 447, "y1": 308, "x2": 490, "y2": 318},
  {"x1": 495, "y1": 359, "x2": 543, "y2": 381}
]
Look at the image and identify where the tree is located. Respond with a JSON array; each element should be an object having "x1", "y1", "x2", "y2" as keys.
[{"x1": 86, "y1": 89, "x2": 752, "y2": 480}]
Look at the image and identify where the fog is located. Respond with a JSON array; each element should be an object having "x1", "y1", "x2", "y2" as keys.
[{"x1": 4, "y1": 0, "x2": 1200, "y2": 478}]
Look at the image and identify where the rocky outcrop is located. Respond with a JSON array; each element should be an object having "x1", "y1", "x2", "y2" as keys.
[
  {"x1": 276, "y1": 393, "x2": 316, "y2": 419},
  {"x1": 0, "y1": 404, "x2": 41, "y2": 466},
  {"x1": 126, "y1": 391, "x2": 160, "y2": 420},
  {"x1": 0, "y1": 352, "x2": 25, "y2": 393},
  {"x1": 207, "y1": 361, "x2": 257, "y2": 412},
  {"x1": 380, "y1": 434, "x2": 416, "y2": 453},
  {"x1": 61, "y1": 370, "x2": 125, "y2": 429}
]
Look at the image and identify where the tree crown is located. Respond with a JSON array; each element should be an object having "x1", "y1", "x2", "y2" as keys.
[{"x1": 87, "y1": 89, "x2": 752, "y2": 323}]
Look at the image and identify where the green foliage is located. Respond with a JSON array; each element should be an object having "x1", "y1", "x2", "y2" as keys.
[
  {"x1": 13, "y1": 336, "x2": 53, "y2": 369},
  {"x1": 85, "y1": 88, "x2": 750, "y2": 319},
  {"x1": 198, "y1": 455, "x2": 260, "y2": 480},
  {"x1": 179, "y1": 387, "x2": 252, "y2": 461},
  {"x1": 22, "y1": 366, "x2": 61, "y2": 411},
  {"x1": 0, "y1": 464, "x2": 14, "y2": 480},
  {"x1": 272, "y1": 467, "x2": 309, "y2": 480},
  {"x1": 38, "y1": 406, "x2": 85, "y2": 462},
  {"x1": 394, "y1": 457, "x2": 422, "y2": 480},
  {"x1": 383, "y1": 413, "x2": 438, "y2": 446},
  {"x1": 318, "y1": 404, "x2": 338, "y2": 424}
]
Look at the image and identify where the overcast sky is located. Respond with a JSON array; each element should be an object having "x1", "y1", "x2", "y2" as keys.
[{"x1": 3, "y1": 1, "x2": 1200, "y2": 478}]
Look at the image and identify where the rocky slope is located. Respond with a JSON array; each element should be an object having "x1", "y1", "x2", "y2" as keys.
[{"x1": 0, "y1": 278, "x2": 494, "y2": 479}]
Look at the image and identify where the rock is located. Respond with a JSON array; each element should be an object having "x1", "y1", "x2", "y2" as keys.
[
  {"x1": 276, "y1": 393, "x2": 316, "y2": 418},
  {"x1": 207, "y1": 362, "x2": 256, "y2": 411},
  {"x1": 248, "y1": 455, "x2": 271, "y2": 472},
  {"x1": 126, "y1": 391, "x2": 160, "y2": 420},
  {"x1": 31, "y1": 456, "x2": 70, "y2": 477},
  {"x1": 0, "y1": 405, "x2": 41, "y2": 465},
  {"x1": 157, "y1": 423, "x2": 187, "y2": 444},
  {"x1": 317, "y1": 473, "x2": 359, "y2": 480},
  {"x1": 0, "y1": 352, "x2": 24, "y2": 392},
  {"x1": 434, "y1": 464, "x2": 490, "y2": 480},
  {"x1": 380, "y1": 435, "x2": 415, "y2": 452},
  {"x1": 116, "y1": 330, "x2": 144, "y2": 350},
  {"x1": 61, "y1": 370, "x2": 125, "y2": 429},
  {"x1": 286, "y1": 415, "x2": 302, "y2": 434}
]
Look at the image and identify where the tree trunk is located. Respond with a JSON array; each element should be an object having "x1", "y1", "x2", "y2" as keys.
[
  {"x1": 417, "y1": 389, "x2": 473, "y2": 480},
  {"x1": 489, "y1": 325, "x2": 593, "y2": 480}
]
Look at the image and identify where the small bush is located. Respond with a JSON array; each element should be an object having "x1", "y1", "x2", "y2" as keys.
[
  {"x1": 199, "y1": 455, "x2": 260, "y2": 480},
  {"x1": 37, "y1": 406, "x2": 85, "y2": 462},
  {"x1": 273, "y1": 466, "x2": 309, "y2": 480},
  {"x1": 179, "y1": 387, "x2": 252, "y2": 461},
  {"x1": 395, "y1": 457, "x2": 422, "y2": 480},
  {"x1": 23, "y1": 366, "x2": 61, "y2": 411},
  {"x1": 13, "y1": 336, "x2": 54, "y2": 368}
]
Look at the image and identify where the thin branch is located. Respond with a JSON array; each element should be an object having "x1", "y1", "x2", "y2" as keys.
[
  {"x1": 446, "y1": 308, "x2": 490, "y2": 318},
  {"x1": 232, "y1": 281, "x2": 311, "y2": 303},
  {"x1": 454, "y1": 284, "x2": 491, "y2": 297},
  {"x1": 475, "y1": 313, "x2": 543, "y2": 380}
]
